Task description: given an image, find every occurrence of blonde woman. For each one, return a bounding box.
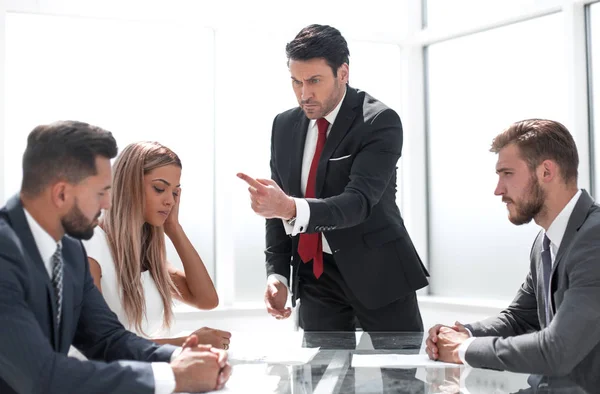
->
[83,141,231,349]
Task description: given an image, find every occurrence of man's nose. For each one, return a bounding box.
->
[301,86,313,101]
[494,180,505,196]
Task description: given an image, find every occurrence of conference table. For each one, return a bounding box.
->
[206,331,591,394]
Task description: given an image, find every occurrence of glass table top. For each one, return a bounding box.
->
[211,331,592,394]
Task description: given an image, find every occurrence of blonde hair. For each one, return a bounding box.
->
[102,141,182,335]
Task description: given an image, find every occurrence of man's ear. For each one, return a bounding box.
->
[539,160,557,183]
[50,182,71,209]
[338,63,349,84]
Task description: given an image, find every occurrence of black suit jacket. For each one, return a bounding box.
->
[0,195,177,394]
[266,86,429,309]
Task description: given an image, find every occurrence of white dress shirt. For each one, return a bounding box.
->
[23,209,178,394]
[269,90,347,289]
[457,190,582,366]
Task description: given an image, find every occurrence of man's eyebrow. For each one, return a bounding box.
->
[291,74,323,81]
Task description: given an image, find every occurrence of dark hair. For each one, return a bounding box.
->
[490,119,579,184]
[21,120,118,196]
[286,24,350,77]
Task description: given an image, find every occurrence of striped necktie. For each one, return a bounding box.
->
[51,244,64,327]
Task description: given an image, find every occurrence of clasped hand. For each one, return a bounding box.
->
[425,321,470,364]
[171,334,232,392]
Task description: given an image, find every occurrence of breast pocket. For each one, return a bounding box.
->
[326,154,353,190]
[327,153,353,172]
[329,154,352,162]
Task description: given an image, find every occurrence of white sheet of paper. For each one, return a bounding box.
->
[352,354,456,368]
[229,346,320,365]
[185,365,280,394]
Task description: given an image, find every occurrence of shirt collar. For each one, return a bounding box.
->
[545,189,582,250]
[23,208,61,274]
[309,87,347,130]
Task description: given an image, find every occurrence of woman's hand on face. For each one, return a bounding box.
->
[164,187,182,236]
[191,327,232,350]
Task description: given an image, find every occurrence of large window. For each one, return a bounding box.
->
[425,0,562,29]
[5,13,216,277]
[426,14,568,299]
[590,2,600,196]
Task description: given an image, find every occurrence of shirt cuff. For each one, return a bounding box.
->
[281,198,310,236]
[151,362,176,394]
[282,218,294,235]
[268,274,289,290]
[458,337,476,366]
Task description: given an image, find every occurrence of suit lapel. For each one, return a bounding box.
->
[289,115,310,197]
[5,195,60,348]
[315,87,358,197]
[548,190,594,315]
[552,190,593,269]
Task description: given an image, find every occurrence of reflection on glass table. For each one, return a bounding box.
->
[197,331,590,394]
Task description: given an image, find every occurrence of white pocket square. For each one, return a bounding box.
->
[329,154,352,161]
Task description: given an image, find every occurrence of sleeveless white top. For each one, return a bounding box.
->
[83,226,166,338]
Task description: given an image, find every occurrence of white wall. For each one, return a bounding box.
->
[3,13,217,279]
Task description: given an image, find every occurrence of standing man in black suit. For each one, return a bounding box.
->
[238,24,429,335]
[0,121,231,393]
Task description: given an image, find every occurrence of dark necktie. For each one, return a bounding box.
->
[298,118,329,279]
[51,244,64,327]
[541,234,552,325]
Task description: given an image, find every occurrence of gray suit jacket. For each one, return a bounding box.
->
[465,190,600,393]
[0,196,178,394]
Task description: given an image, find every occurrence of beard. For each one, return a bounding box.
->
[504,174,546,225]
[61,199,100,240]
[301,79,346,119]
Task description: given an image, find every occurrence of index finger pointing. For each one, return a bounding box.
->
[237,173,266,190]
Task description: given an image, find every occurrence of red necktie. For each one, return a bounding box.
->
[298,118,329,279]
